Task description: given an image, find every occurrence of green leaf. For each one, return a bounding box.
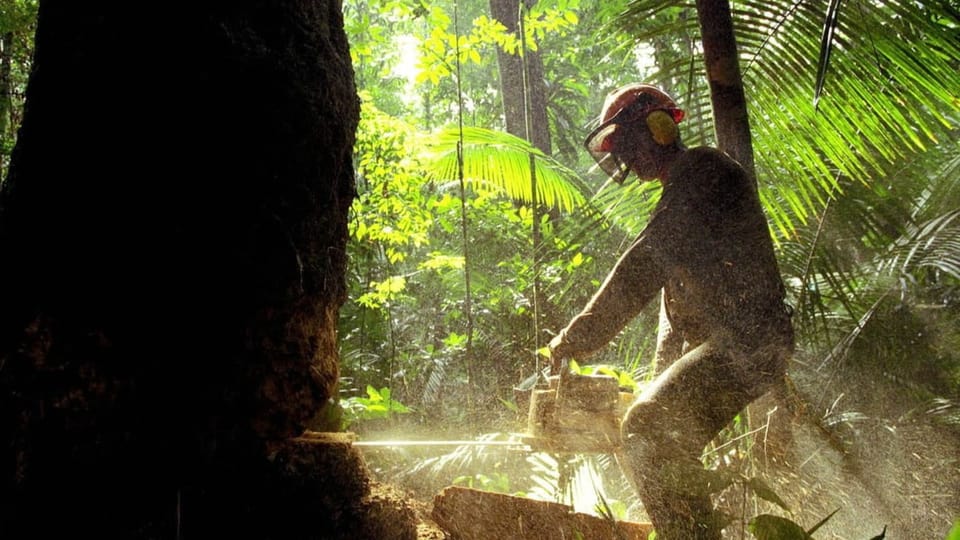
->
[813,0,844,108]
[596,366,618,378]
[569,251,584,268]
[419,253,465,271]
[945,519,960,540]
[420,126,589,213]
[748,514,810,540]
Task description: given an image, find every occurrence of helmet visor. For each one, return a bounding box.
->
[584,121,632,184]
[583,105,685,184]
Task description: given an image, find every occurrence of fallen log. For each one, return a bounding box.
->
[432,486,654,540]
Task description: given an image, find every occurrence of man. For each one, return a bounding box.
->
[548,83,794,539]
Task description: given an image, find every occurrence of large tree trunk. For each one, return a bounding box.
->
[0,3,410,538]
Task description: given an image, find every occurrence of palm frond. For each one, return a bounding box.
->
[882,208,960,280]
[814,0,845,108]
[420,126,590,212]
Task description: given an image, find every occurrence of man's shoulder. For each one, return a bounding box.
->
[669,146,751,191]
[677,146,743,171]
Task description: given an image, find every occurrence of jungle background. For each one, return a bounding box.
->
[2,0,958,538]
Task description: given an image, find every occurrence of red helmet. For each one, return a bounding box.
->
[599,84,684,126]
[585,84,685,183]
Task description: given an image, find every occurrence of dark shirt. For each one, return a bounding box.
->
[552,147,794,360]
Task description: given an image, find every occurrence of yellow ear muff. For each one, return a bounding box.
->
[646,109,679,146]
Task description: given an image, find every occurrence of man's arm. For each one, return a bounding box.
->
[549,235,665,371]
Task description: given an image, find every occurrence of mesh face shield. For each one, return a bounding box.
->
[583,96,684,184]
[584,121,633,184]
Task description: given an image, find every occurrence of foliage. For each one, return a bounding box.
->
[568,359,638,392]
[453,471,512,493]
[0,0,37,29]
[747,510,836,540]
[340,385,412,429]
[421,125,589,212]
[947,519,960,540]
[416,0,580,85]
[343,80,618,426]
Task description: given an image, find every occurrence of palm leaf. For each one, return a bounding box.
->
[790,138,960,380]
[882,208,960,280]
[814,0,845,108]
[420,126,590,212]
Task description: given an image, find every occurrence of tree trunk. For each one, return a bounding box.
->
[0,3,410,537]
[488,0,552,154]
[696,0,756,182]
[488,0,555,370]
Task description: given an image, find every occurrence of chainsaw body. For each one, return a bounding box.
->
[521,372,633,453]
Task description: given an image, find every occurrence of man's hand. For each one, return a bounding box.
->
[547,333,566,375]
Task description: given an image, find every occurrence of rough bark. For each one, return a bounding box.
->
[488,0,552,154]
[695,0,756,182]
[0,2,408,537]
